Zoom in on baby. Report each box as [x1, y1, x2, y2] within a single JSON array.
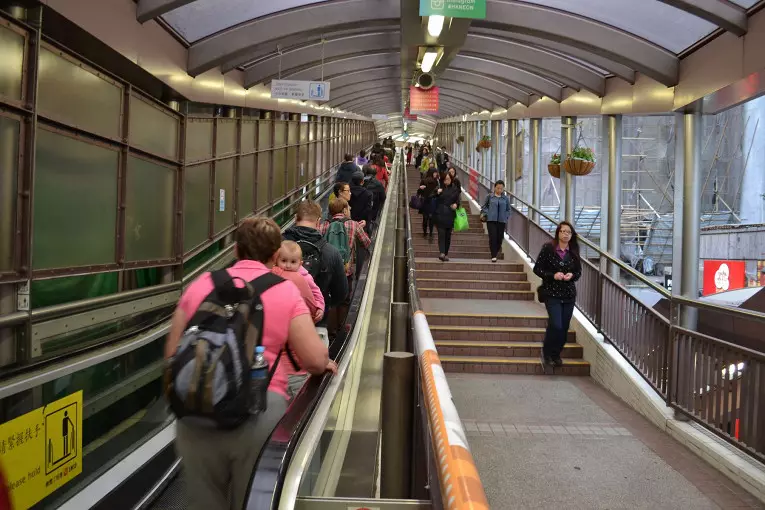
[[272, 240, 325, 323]]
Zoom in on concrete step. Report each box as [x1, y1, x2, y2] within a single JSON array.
[[416, 278, 531, 291], [436, 340, 583, 359], [416, 269, 527, 282], [413, 248, 504, 260], [418, 288, 534, 301], [429, 324, 575, 342], [416, 260, 524, 272], [439, 356, 591, 376], [412, 236, 489, 248], [426, 312, 548, 328]]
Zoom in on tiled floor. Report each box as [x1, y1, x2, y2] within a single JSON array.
[[449, 372, 765, 509]]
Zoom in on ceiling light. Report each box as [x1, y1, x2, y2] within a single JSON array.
[[427, 15, 445, 37], [421, 49, 438, 73]]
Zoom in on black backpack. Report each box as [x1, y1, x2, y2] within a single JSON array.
[[297, 239, 326, 281], [164, 270, 285, 429]]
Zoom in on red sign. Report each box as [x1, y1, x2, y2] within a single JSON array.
[[403, 107, 418, 121], [469, 167, 479, 199], [702, 260, 746, 296], [410, 86, 440, 113]]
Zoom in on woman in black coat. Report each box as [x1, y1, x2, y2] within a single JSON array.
[[433, 172, 461, 261], [418, 169, 440, 237], [533, 221, 582, 368]]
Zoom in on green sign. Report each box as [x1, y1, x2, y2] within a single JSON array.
[[419, 0, 486, 19]]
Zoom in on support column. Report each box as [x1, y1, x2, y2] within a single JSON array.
[[562, 116, 577, 223], [607, 115, 623, 280], [380, 352, 415, 499], [680, 112, 702, 329], [531, 118, 542, 222], [508, 119, 518, 196]]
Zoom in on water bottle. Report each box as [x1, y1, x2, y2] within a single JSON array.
[[249, 346, 269, 414]]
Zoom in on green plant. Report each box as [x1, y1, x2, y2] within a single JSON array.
[[549, 153, 561, 165], [456, 135, 465, 143], [476, 135, 492, 150], [570, 146, 595, 162]]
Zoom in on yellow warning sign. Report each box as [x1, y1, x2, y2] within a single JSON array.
[[0, 391, 82, 509]]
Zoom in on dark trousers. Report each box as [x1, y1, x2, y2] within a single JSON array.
[[437, 227, 453, 255], [487, 221, 505, 258], [422, 213, 434, 235], [543, 298, 575, 359]]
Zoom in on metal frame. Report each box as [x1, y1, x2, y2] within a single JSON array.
[[441, 69, 531, 106], [450, 54, 564, 101], [187, 0, 401, 76], [243, 31, 401, 86], [329, 78, 401, 105], [269, 51, 401, 85], [656, 0, 747, 36]]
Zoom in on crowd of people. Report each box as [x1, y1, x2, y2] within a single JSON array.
[[164, 142, 391, 510]]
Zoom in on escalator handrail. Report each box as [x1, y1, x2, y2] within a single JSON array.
[[0, 164, 351, 400], [261, 151, 400, 510]]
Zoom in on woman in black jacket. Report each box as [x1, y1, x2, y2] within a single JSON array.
[[533, 221, 582, 368], [418, 169, 440, 237], [434, 173, 461, 261]]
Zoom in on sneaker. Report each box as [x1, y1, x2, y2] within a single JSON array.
[[553, 357, 564, 367], [438, 254, 446, 262], [444, 255, 450, 262], [491, 258, 497, 263]]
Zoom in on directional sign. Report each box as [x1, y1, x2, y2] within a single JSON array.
[[271, 80, 331, 101], [410, 86, 439, 113], [420, 0, 486, 19], [0, 392, 83, 509]]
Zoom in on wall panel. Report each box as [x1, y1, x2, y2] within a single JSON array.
[[125, 156, 175, 261], [0, 24, 24, 102], [183, 163, 210, 252], [129, 94, 179, 160], [0, 115, 20, 271]]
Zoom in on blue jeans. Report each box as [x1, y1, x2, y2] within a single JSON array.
[[543, 298, 575, 359]]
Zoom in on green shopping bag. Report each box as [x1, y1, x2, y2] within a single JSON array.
[[453, 207, 469, 232]]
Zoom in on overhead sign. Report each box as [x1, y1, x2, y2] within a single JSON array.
[[270, 80, 331, 101], [404, 107, 418, 121], [0, 392, 83, 509], [420, 0, 486, 19], [410, 86, 439, 113]]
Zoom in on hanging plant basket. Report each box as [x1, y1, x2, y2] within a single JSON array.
[[456, 135, 465, 143], [476, 135, 492, 152], [563, 147, 596, 176], [548, 153, 561, 178]]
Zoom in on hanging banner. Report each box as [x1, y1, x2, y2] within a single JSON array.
[[410, 86, 440, 113], [0, 392, 83, 509], [469, 167, 480, 199], [270, 80, 331, 101], [420, 0, 487, 19], [404, 107, 418, 121], [702, 260, 746, 296]]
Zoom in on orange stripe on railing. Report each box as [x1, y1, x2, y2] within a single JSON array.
[[420, 350, 489, 510]]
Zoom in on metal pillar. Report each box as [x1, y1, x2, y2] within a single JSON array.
[[508, 119, 518, 195], [607, 115, 622, 280], [531, 118, 542, 221], [680, 112, 702, 329], [562, 116, 577, 223], [390, 303, 409, 353], [380, 352, 415, 499]]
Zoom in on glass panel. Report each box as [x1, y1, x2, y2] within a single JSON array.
[[241, 120, 256, 152], [33, 129, 118, 269], [239, 154, 255, 217], [0, 115, 20, 271], [38, 47, 122, 139], [216, 118, 237, 156], [273, 122, 287, 199], [0, 24, 24, 101], [185, 118, 213, 162], [129, 95, 180, 160], [729, 0, 758, 6], [299, 122, 309, 185], [541, 118, 562, 208], [257, 152, 271, 208], [214, 158, 235, 233], [31, 272, 119, 309], [184, 163, 210, 252], [125, 156, 175, 261], [571, 117, 604, 245], [162, 0, 327, 42], [621, 115, 676, 272], [258, 120, 272, 150], [519, 0, 715, 53], [0, 337, 169, 508], [287, 121, 298, 191]]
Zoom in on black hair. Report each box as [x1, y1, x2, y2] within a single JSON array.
[[554, 221, 580, 259]]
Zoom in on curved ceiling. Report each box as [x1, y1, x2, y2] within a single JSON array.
[[136, 0, 758, 121]]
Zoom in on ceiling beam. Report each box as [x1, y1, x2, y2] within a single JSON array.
[[243, 31, 401, 86], [322, 66, 400, 90], [440, 69, 530, 106], [481, 0, 678, 86], [188, 0, 400, 76], [462, 34, 606, 96], [450, 54, 563, 101], [329, 79, 401, 105], [656, 0, 747, 36], [436, 79, 510, 107], [274, 52, 400, 84], [136, 0, 195, 23]]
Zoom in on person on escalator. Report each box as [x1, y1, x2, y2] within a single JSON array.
[[418, 169, 440, 238], [165, 217, 337, 510], [349, 173, 373, 230], [335, 153, 360, 184], [434, 172, 461, 262], [363, 164, 386, 226]]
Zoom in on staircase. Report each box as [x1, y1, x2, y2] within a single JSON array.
[[407, 169, 590, 376]]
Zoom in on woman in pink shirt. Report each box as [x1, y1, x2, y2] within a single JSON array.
[[165, 217, 336, 510]]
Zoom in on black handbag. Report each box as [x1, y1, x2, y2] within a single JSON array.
[[536, 285, 547, 303]]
